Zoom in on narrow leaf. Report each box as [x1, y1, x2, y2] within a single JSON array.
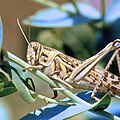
[[2, 61, 36, 103], [0, 72, 9, 82], [21, 93, 112, 120], [90, 94, 111, 111]]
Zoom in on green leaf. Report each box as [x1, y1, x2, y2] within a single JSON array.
[[0, 81, 16, 97], [90, 94, 111, 111], [64, 94, 111, 119], [2, 61, 36, 103], [21, 93, 113, 120], [0, 72, 9, 82]]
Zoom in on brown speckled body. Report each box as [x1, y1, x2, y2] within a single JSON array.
[[26, 40, 120, 100]]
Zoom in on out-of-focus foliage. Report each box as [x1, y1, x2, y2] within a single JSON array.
[[37, 29, 64, 52], [61, 24, 96, 59], [23, 2, 101, 27]]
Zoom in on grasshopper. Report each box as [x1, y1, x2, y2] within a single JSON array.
[[17, 19, 120, 101]]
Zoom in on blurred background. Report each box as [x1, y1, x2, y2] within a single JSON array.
[[0, 0, 120, 119]]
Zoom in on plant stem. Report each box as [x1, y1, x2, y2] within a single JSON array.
[[101, 0, 106, 26], [2, 49, 90, 105], [32, 0, 74, 15], [30, 90, 74, 106], [69, 0, 81, 15]]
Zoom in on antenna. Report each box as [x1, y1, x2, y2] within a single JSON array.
[[17, 19, 30, 45], [28, 17, 31, 42]]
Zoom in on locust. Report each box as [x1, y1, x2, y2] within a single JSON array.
[[17, 19, 120, 101]]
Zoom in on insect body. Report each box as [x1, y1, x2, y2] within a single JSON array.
[[17, 19, 120, 101], [25, 40, 120, 101]]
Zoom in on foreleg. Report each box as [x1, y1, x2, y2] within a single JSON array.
[[23, 65, 43, 71]]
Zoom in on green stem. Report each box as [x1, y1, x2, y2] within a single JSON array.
[[32, 0, 74, 15], [2, 49, 90, 105], [101, 0, 106, 26], [30, 90, 74, 106], [69, 0, 81, 14]]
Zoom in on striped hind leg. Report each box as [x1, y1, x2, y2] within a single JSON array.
[[91, 48, 120, 101]]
